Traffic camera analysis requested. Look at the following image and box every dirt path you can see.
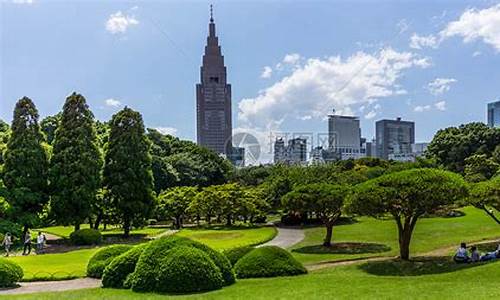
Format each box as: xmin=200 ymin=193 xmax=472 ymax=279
xmin=259 ymin=226 xmax=304 ymax=249
xmin=0 ymin=278 xmax=101 ymax=295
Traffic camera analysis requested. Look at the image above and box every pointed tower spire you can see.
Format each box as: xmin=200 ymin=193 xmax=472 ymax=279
xmin=209 ymin=4 xmax=216 ymax=37
xmin=210 ymin=4 xmax=214 ymax=23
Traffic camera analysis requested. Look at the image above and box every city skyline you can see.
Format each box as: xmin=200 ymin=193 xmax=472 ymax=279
xmin=1 ymin=1 xmax=500 ymax=163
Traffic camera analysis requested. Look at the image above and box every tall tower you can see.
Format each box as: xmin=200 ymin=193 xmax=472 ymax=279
xmin=196 ymin=5 xmax=232 ymax=155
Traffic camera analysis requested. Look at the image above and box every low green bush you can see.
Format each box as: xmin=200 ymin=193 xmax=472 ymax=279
xmin=157 ymin=246 xmax=224 ymax=293
xmin=0 ymin=258 xmax=23 ymax=287
xmin=102 ymin=243 xmax=148 ymax=289
xmin=70 ymin=228 xmax=102 ymax=246
xmin=129 ymin=236 xmax=234 ymax=292
xmin=234 ymin=246 xmax=307 ymax=278
xmin=223 ymin=246 xmax=255 ymax=266
xmin=87 ymin=245 xmax=133 ymax=278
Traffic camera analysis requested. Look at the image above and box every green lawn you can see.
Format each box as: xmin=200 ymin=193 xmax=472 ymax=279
xmin=4 ymin=259 xmax=500 ymax=299
xmin=291 ymin=207 xmax=500 ymax=264
xmin=176 ymin=226 xmax=277 ymax=250
xmin=35 ymin=225 xmax=168 ymax=239
xmin=9 ymin=248 xmax=99 ymax=281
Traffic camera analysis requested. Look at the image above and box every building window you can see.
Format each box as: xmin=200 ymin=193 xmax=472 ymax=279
xmin=209 ymin=77 xmax=219 ymax=83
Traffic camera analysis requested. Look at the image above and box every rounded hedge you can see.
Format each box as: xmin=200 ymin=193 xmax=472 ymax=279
xmin=87 ymin=245 xmax=133 ymax=278
xmin=223 ymin=246 xmax=255 ymax=266
xmin=102 ymin=243 xmax=148 ymax=289
xmin=0 ymin=259 xmax=23 ymax=287
xmin=70 ymin=228 xmax=102 ymax=246
xmin=129 ymin=236 xmax=234 ymax=292
xmin=234 ymin=246 xmax=307 ymax=278
xmin=157 ymin=246 xmax=224 ymax=293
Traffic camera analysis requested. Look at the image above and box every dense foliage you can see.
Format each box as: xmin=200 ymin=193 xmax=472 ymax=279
xmin=157 ymin=186 xmax=197 ymax=229
xmin=0 ymin=259 xmax=23 ymax=287
xmin=222 ymin=246 xmax=255 ymax=266
xmin=469 ymin=177 xmax=500 ymax=224
xmin=70 ymin=228 xmax=102 ymax=246
xmin=234 ymin=246 xmax=307 ymax=278
xmin=102 ymin=243 xmax=148 ymax=289
xmin=86 ymin=244 xmax=133 ymax=278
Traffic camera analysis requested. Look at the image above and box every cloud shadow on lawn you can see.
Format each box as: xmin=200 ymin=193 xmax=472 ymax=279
xmin=293 ymin=242 xmax=391 ymax=255
xmin=359 ymin=256 xmax=492 ymax=276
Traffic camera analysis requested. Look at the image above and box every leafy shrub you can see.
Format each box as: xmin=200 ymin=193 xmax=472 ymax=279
xmin=157 ymin=246 xmax=224 ymax=293
xmin=234 ymin=246 xmax=307 ymax=278
xmin=129 ymin=236 xmax=234 ymax=292
xmin=87 ymin=245 xmax=133 ymax=278
xmin=102 ymin=243 xmax=148 ymax=289
xmin=70 ymin=228 xmax=102 ymax=246
xmin=223 ymin=246 xmax=255 ymax=266
xmin=0 ymin=258 xmax=23 ymax=287
xmin=0 ymin=220 xmax=22 ymax=239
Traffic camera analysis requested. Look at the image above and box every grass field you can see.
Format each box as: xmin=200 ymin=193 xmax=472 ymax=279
xmin=291 ymin=207 xmax=500 ymax=264
xmin=175 ymin=226 xmax=277 ymax=250
xmin=4 ymin=259 xmax=500 ymax=299
xmin=35 ymin=225 xmax=168 ymax=239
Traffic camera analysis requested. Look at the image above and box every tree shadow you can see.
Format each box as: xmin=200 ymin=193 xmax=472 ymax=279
xmin=474 ymin=241 xmax=500 ymax=253
xmin=292 ymin=242 xmax=391 ymax=255
xmin=359 ymin=256 xmax=491 ymax=276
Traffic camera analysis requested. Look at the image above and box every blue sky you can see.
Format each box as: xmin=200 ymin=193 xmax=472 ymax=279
xmin=1 ymin=0 xmax=500 ymax=162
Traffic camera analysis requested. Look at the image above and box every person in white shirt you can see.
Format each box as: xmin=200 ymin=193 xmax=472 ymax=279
xmin=36 ymin=231 xmax=46 ymax=254
xmin=454 ymin=242 xmax=470 ymax=263
xmin=1 ymin=233 xmax=13 ymax=257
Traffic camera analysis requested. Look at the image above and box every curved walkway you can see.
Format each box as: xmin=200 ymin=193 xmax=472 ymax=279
xmin=259 ymin=226 xmax=305 ymax=249
xmin=0 ymin=278 xmax=101 ymax=295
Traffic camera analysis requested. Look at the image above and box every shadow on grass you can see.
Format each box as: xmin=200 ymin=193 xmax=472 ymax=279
xmin=293 ymin=242 xmax=391 ymax=255
xmin=359 ymin=256 xmax=490 ymax=276
xmin=474 ymin=241 xmax=500 ymax=253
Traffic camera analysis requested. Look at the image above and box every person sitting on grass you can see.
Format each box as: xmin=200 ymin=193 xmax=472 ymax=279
xmin=470 ymin=246 xmax=480 ymax=263
xmin=22 ymin=230 xmax=32 ymax=256
xmin=1 ymin=233 xmax=13 ymax=257
xmin=480 ymin=249 xmax=500 ymax=262
xmin=454 ymin=242 xmax=470 ymax=263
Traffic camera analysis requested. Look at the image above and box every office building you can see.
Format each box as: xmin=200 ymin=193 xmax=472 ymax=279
xmin=487 ymin=100 xmax=500 ymax=127
xmin=375 ymin=117 xmax=415 ymax=160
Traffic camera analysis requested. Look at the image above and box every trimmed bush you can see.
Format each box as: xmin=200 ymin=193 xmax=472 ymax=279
xmin=102 ymin=243 xmax=148 ymax=289
xmin=157 ymin=246 xmax=224 ymax=293
xmin=234 ymin=246 xmax=307 ymax=278
xmin=129 ymin=236 xmax=234 ymax=292
xmin=87 ymin=245 xmax=133 ymax=278
xmin=70 ymin=228 xmax=102 ymax=246
xmin=223 ymin=246 xmax=255 ymax=266
xmin=0 ymin=259 xmax=23 ymax=287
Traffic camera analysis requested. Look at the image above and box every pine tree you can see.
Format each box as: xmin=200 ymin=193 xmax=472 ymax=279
xmin=49 ymin=93 xmax=103 ymax=231
xmin=103 ymin=107 xmax=155 ymax=237
xmin=3 ymin=97 xmax=49 ymax=234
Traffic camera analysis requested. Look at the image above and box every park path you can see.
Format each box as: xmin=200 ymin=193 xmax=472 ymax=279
xmin=0 ymin=278 xmax=101 ymax=295
xmin=259 ymin=226 xmax=305 ymax=248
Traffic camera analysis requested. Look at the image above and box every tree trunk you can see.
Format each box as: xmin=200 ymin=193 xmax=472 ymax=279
xmin=74 ymin=223 xmax=80 ymax=232
xmin=396 ymin=215 xmax=419 ymax=260
xmin=94 ymin=213 xmax=103 ymax=230
xmin=226 ymin=215 xmax=232 ymax=226
xmin=323 ymin=224 xmax=333 ymax=247
xmin=482 ymin=206 xmax=500 ymax=225
xmin=123 ymin=217 xmax=131 ymax=238
xmin=206 ymin=214 xmax=211 ymax=225
xmin=175 ymin=216 xmax=182 ymax=229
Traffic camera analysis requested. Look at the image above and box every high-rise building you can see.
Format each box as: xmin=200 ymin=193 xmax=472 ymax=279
xmin=328 ymin=111 xmax=363 ymax=160
xmin=196 ymin=7 xmax=232 ymax=156
xmin=274 ymin=137 xmax=307 ymax=165
xmin=375 ymin=117 xmax=415 ymax=160
xmin=487 ymin=100 xmax=500 ymax=127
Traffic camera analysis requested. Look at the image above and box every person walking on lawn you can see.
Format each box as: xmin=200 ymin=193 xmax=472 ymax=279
xmin=36 ymin=231 xmax=46 ymax=254
xmin=22 ymin=230 xmax=32 ymax=255
xmin=1 ymin=233 xmax=13 ymax=257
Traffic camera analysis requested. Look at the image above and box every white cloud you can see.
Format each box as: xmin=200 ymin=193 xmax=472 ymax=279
xmin=434 ymin=100 xmax=446 ymax=111
xmin=260 ymin=66 xmax=273 ymax=79
xmin=12 ymin=0 xmax=34 ymax=4
xmin=155 ymin=127 xmax=178 ymax=136
xmin=104 ymin=98 xmax=122 ymax=107
xmin=427 ymin=78 xmax=457 ymax=95
xmin=364 ymin=110 xmax=378 ymax=119
xmin=441 ymin=4 xmax=500 ymax=51
xmin=282 ymin=53 xmax=301 ymax=65
xmin=409 ymin=33 xmax=439 ymax=49
xmin=106 ymin=11 xmax=139 ymax=34
xmin=397 ymin=19 xmax=410 ymax=34
xmin=238 ymin=48 xmax=430 ymax=131
xmin=414 ymin=105 xmax=432 ymax=112
xmin=472 ymin=50 xmax=482 ymax=57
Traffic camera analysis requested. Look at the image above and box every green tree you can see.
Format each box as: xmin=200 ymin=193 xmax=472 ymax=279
xmin=464 ymin=154 xmax=499 ymax=182
xmin=103 ymin=107 xmax=155 ymax=237
xmin=348 ymin=168 xmax=468 ymax=260
xmin=3 ymin=97 xmax=49 ymax=234
xmin=469 ymin=177 xmax=500 ymax=225
xmin=49 ymin=93 xmax=103 ymax=231
xmin=40 ymin=113 xmax=61 ymax=145
xmin=282 ymin=184 xmax=349 ymax=246
xmin=157 ymin=186 xmax=197 ymax=229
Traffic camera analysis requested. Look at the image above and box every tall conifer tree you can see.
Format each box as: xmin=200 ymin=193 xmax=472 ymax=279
xmin=103 ymin=107 xmax=154 ymax=237
xmin=49 ymin=93 xmax=102 ymax=231
xmin=3 ymin=97 xmax=49 ymax=234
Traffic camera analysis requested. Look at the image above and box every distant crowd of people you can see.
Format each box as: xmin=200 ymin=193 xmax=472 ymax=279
xmin=454 ymin=242 xmax=500 ymax=263
xmin=1 ymin=230 xmax=47 ymax=256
